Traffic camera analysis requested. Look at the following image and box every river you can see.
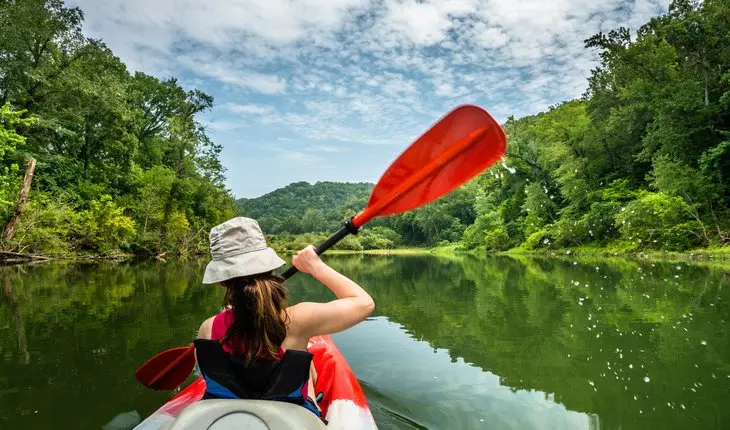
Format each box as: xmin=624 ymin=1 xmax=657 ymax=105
xmin=1 ymin=254 xmax=728 ymax=429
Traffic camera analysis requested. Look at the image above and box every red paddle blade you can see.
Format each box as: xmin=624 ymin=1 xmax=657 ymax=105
xmin=135 ymin=345 xmax=196 ymax=390
xmin=353 ymin=105 xmax=506 ymax=227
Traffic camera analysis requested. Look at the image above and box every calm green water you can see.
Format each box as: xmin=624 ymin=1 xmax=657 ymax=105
xmin=1 ymin=255 xmax=728 ymax=429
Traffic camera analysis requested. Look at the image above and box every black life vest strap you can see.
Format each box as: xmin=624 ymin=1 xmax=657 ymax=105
xmin=193 ymin=339 xmax=313 ymax=401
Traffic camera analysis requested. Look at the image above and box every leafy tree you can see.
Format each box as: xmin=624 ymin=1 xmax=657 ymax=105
xmin=0 ymin=0 xmax=235 ymax=256
xmin=1 ymin=103 xmax=35 ymax=218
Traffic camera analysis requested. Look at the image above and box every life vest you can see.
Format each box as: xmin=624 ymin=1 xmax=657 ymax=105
xmin=194 ymin=309 xmax=323 ymax=421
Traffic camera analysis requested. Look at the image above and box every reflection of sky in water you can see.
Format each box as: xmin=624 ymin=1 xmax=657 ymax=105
xmin=334 ymin=317 xmax=597 ymax=429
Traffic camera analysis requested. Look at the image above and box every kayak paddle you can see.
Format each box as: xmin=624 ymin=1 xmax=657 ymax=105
xmin=135 ymin=104 xmax=507 ymax=390
xmin=135 ymin=345 xmax=196 ymax=390
xmin=280 ymin=104 xmax=506 ymax=277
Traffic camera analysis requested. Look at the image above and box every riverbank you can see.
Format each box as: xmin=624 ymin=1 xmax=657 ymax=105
xmin=4 ymin=243 xmax=729 ymax=269
xmin=500 ymin=245 xmax=730 ymax=260
xmin=326 ymin=245 xmax=459 ymax=256
xmin=494 ymin=245 xmax=730 ymax=270
xmin=325 ymin=244 xmax=730 ymax=269
xmin=0 ymin=250 xmax=146 ymax=266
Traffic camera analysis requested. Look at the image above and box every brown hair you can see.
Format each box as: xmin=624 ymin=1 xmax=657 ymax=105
xmin=220 ymin=272 xmax=289 ymax=364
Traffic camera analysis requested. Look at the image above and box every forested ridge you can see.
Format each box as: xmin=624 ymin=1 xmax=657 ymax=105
xmin=0 ymin=0 xmax=235 ymax=258
xmin=236 ymin=181 xmax=373 ymax=233
xmin=240 ymin=0 xmax=730 ymax=254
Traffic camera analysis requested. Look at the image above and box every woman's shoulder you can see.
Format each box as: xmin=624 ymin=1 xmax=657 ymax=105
xmin=198 ymin=316 xmax=216 ymax=339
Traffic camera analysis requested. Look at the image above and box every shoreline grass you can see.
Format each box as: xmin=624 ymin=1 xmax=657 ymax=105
xmin=497 ymin=246 xmax=730 ymax=269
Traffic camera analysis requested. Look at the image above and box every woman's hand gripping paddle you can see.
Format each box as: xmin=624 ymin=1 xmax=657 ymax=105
xmin=135 ymin=104 xmax=507 ymax=390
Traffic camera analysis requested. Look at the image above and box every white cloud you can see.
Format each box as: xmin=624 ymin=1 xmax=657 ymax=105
xmin=68 ymin=0 xmax=673 ymax=194
xmin=226 ymin=103 xmax=276 ymax=116
xmin=178 ymin=55 xmax=286 ymax=94
xmin=385 ymin=1 xmax=454 ymax=46
xmin=309 ymin=145 xmax=352 ymax=153
xmin=71 ymin=0 xmax=369 ymax=47
xmin=267 ymin=146 xmax=324 ymax=166
xmin=471 ymin=22 xmax=510 ymax=48
xmin=207 ymin=121 xmax=245 ymax=131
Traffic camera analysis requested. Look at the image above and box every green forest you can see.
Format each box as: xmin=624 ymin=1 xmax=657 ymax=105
xmin=0 ymin=0 xmax=235 ymax=258
xmin=2 ymin=0 xmax=729 ymax=259
xmin=241 ymin=0 xmax=730 ymax=254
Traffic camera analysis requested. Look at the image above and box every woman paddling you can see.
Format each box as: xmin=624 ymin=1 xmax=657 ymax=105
xmin=194 ymin=217 xmax=374 ymax=421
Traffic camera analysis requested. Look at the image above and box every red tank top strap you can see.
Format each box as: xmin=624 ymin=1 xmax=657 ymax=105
xmin=211 ymin=308 xmax=233 ymax=341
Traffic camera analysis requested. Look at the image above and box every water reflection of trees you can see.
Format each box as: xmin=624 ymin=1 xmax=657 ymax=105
xmin=0 ymin=257 xmax=727 ymax=429
xmin=0 ymin=261 xmax=222 ymax=429
xmin=320 ymin=254 xmax=730 ymax=430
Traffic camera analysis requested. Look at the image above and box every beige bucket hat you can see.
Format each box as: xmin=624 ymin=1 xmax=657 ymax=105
xmin=202 ymin=217 xmax=286 ymax=284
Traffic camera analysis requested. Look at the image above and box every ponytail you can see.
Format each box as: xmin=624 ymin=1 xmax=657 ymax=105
xmin=220 ymin=273 xmax=289 ymax=364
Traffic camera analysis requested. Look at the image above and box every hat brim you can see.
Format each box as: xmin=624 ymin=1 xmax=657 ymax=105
xmin=202 ymin=247 xmax=286 ymax=284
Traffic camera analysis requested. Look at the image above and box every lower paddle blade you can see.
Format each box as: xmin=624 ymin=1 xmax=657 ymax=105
xmin=135 ymin=345 xmax=195 ymax=390
xmin=355 ymin=105 xmax=505 ymax=225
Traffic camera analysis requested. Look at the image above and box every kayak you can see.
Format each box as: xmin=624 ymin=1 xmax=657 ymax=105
xmin=135 ymin=335 xmax=377 ymax=430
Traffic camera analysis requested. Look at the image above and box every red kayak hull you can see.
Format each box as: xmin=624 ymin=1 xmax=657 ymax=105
xmin=136 ymin=335 xmax=377 ymax=429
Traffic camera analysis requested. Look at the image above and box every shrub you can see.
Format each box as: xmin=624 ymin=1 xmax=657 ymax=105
xmin=484 ymin=227 xmax=510 ymax=251
xmin=75 ymin=195 xmax=136 ymax=252
xmin=358 ymin=227 xmax=401 ymax=249
xmin=524 ymin=229 xmax=552 ymax=250
xmin=336 ymin=235 xmax=363 ymax=251
xmin=462 ymin=212 xmax=503 ymax=250
xmin=614 ymin=192 xmax=702 ymax=250
xmin=10 ymin=193 xmax=76 ymax=254
xmin=550 ymin=217 xmax=589 ymax=248
xmin=578 ymin=201 xmax=621 ymax=244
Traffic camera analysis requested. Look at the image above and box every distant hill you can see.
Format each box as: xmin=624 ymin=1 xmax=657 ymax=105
xmin=236 ymin=179 xmax=477 ymax=248
xmin=236 ymin=181 xmax=374 ymax=234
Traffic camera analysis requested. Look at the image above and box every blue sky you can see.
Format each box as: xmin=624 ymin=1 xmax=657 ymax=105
xmin=68 ymin=0 xmax=670 ymax=198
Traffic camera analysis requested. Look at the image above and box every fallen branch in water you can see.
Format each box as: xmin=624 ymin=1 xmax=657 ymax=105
xmin=0 ymin=251 xmax=52 ymax=261
xmin=83 ymin=253 xmax=132 ymax=262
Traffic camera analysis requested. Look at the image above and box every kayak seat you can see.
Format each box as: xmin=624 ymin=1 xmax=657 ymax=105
xmin=169 ymin=399 xmax=328 ymax=430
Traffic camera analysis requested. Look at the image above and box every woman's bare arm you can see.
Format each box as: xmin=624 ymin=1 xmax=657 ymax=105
xmin=288 ymin=246 xmax=374 ymax=337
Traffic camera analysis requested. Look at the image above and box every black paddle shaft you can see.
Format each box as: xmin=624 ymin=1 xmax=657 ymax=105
xmin=281 ymin=218 xmax=361 ymax=280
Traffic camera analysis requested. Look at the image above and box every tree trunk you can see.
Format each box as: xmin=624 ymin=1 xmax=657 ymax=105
xmin=2 ymin=158 xmax=36 ymax=243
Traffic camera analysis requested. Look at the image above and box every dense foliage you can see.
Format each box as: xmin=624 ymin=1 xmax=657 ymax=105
xmin=0 ymin=0 xmax=235 ymax=256
xmin=480 ymin=0 xmax=730 ymax=253
xmin=244 ymin=0 xmax=730 ymax=253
